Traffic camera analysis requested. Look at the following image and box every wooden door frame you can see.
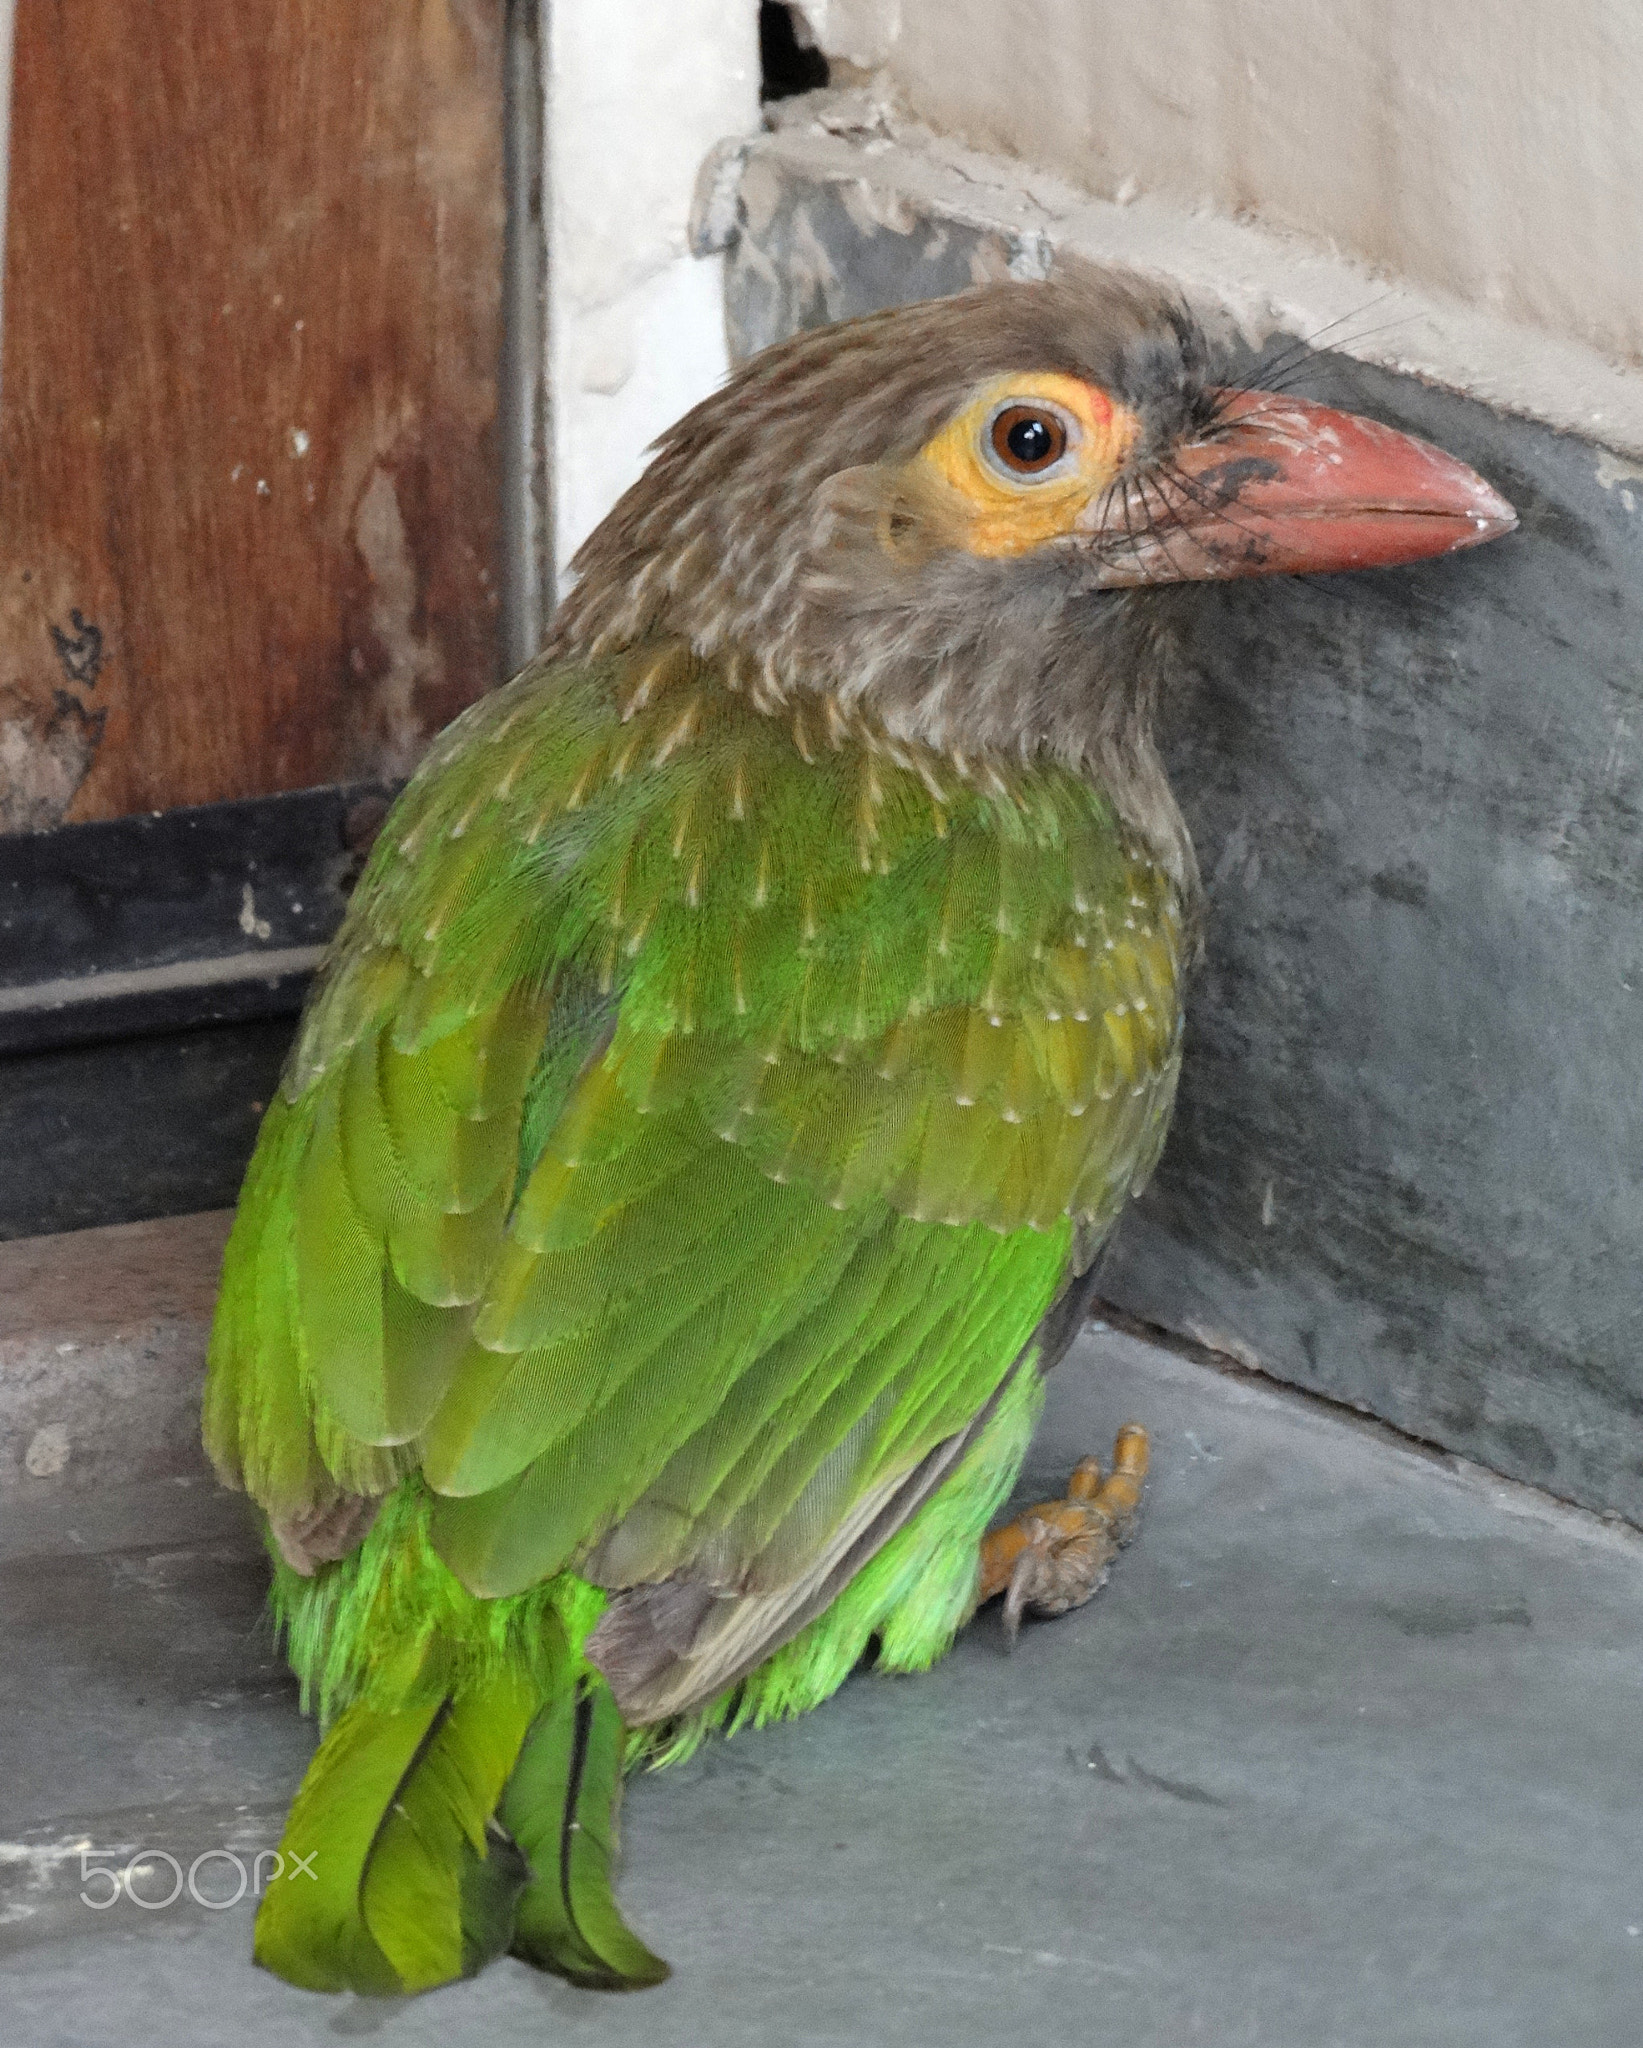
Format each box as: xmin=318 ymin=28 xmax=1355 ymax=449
xmin=0 ymin=1 xmax=549 ymax=1238
xmin=0 ymin=0 xmax=758 ymax=1240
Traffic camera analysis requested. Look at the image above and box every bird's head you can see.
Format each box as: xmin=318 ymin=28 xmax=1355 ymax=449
xmin=553 ymin=265 xmax=1513 ymax=800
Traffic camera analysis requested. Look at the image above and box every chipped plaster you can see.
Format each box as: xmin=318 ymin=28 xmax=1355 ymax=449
xmin=749 ymin=91 xmax=1643 ymax=464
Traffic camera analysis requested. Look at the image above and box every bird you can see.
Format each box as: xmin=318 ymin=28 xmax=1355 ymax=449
xmin=202 ymin=264 xmax=1514 ymax=1996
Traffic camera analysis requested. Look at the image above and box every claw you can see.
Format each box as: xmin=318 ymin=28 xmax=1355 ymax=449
xmin=1002 ymin=1517 xmax=1052 ymax=1645
xmin=976 ymin=1424 xmax=1150 ymax=1632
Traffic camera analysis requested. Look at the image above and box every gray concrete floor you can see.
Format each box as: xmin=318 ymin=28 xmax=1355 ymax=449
xmin=4 ymin=1321 xmax=1643 ymax=2046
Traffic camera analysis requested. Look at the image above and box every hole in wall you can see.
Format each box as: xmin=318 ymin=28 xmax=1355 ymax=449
xmin=760 ymin=3 xmax=829 ymax=102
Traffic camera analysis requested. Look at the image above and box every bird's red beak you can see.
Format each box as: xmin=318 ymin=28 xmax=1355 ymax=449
xmin=1080 ymin=390 xmax=1516 ymax=585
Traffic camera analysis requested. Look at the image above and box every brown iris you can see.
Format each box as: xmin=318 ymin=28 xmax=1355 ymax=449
xmin=990 ymin=404 xmax=1068 ymax=475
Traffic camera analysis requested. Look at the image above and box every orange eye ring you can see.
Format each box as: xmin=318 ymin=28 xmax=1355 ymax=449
xmin=988 ymin=403 xmax=1071 ymax=477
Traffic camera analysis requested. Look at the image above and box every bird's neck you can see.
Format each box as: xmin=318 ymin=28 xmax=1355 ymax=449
xmin=574 ymin=630 xmax=1199 ymax=916
xmin=548 ymin=489 xmax=1200 ymax=902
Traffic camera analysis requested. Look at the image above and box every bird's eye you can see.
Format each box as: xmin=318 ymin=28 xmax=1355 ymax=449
xmin=988 ymin=403 xmax=1071 ymax=477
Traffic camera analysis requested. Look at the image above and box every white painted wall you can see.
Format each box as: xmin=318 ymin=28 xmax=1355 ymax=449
xmin=796 ymin=0 xmax=1643 ymax=373
xmin=544 ymin=2 xmax=760 ymax=581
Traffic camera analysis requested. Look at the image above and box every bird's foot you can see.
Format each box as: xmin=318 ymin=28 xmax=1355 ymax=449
xmin=975 ymin=1424 xmax=1149 ymax=1642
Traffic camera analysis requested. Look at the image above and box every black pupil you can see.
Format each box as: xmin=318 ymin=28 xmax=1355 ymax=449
xmin=1006 ymin=416 xmax=1055 ymax=465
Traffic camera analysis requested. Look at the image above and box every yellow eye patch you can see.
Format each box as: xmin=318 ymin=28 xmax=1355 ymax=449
xmin=909 ymin=372 xmax=1142 ymax=559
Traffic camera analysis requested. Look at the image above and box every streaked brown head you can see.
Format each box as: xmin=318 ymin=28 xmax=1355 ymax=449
xmin=550 ymin=265 xmax=1513 ymax=852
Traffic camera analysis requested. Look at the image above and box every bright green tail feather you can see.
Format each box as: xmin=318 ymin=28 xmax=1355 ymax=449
xmin=255 ymin=1670 xmax=540 ymax=1996
xmin=255 ymin=1662 xmax=665 ymax=1996
xmin=356 ymin=1672 xmax=540 ymax=1990
xmin=502 ymin=1677 xmax=670 ymax=1990
xmin=257 ymin=1488 xmax=665 ymax=1997
xmin=254 ymin=1692 xmax=442 ymax=1994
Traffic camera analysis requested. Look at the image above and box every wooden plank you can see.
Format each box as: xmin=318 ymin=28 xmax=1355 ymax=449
xmin=0 ymin=0 xmax=504 ymax=827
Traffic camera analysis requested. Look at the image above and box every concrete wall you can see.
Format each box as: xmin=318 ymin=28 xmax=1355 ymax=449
xmin=796 ymin=0 xmax=1643 ymax=375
